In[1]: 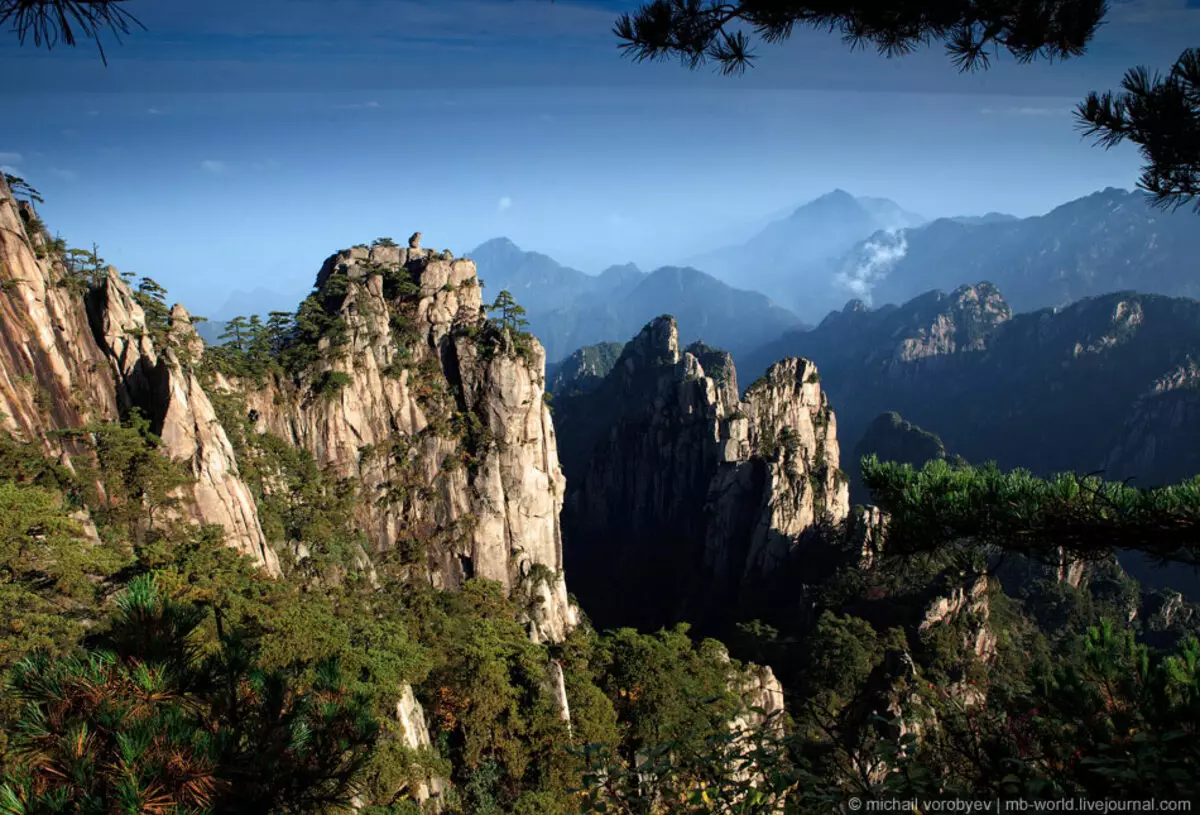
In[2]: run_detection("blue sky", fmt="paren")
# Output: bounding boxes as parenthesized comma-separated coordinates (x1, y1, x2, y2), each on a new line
(1, 0, 1197, 316)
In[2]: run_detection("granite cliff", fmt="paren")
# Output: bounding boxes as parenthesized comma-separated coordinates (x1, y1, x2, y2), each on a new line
(212, 242, 577, 643)
(0, 175, 279, 574)
(556, 315, 849, 629)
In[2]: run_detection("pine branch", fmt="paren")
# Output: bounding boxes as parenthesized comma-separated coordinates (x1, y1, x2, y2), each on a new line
(0, 0, 145, 65)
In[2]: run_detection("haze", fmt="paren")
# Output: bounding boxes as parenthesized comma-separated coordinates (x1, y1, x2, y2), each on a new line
(1, 0, 1196, 317)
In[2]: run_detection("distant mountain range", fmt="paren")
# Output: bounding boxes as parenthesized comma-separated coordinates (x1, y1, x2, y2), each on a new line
(687, 187, 1200, 325)
(684, 189, 926, 321)
(740, 282, 1200, 493)
(857, 188, 1200, 313)
(469, 238, 805, 363)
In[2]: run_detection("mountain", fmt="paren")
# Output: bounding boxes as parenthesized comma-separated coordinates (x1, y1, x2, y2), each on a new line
(840, 188, 1200, 312)
(741, 282, 1200, 492)
(468, 237, 610, 313)
(469, 238, 805, 362)
(554, 316, 849, 629)
(685, 190, 925, 321)
(7, 172, 1200, 805)
(548, 341, 626, 397)
(948, 212, 1019, 226)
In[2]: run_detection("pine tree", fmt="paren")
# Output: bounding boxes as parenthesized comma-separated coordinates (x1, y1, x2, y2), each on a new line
(0, 575, 383, 813)
(2, 174, 43, 205)
(82, 410, 190, 543)
(134, 276, 170, 342)
(1, 0, 145, 64)
(489, 289, 529, 334)
(221, 315, 250, 352)
(1076, 48, 1200, 212)
(266, 310, 295, 356)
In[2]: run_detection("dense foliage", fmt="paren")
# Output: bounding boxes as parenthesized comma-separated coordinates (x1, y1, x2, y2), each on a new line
(861, 455, 1200, 567)
(0, 413, 768, 813)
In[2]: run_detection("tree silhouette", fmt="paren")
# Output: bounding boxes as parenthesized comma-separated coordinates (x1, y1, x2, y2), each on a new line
(3, 174, 43, 204)
(134, 276, 170, 342)
(613, 0, 1104, 76)
(0, 0, 145, 64)
(613, 0, 1199, 213)
(1076, 48, 1200, 212)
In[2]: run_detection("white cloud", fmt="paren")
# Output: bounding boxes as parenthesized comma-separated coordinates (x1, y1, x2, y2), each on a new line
(50, 168, 78, 181)
(335, 100, 382, 110)
(0, 152, 22, 164)
(147, 107, 165, 115)
(833, 230, 909, 304)
(250, 159, 281, 171)
(86, 109, 100, 117)
(497, 196, 513, 212)
(200, 159, 228, 174)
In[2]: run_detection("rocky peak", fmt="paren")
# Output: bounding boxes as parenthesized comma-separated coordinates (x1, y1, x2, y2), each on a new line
(226, 239, 575, 641)
(168, 304, 206, 362)
(616, 314, 679, 375)
(558, 316, 849, 628)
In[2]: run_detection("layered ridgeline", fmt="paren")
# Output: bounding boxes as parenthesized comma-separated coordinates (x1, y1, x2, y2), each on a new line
(554, 315, 851, 629)
(686, 187, 1200, 326)
(469, 237, 804, 363)
(834, 187, 1200, 316)
(0, 177, 794, 812)
(741, 282, 1200, 490)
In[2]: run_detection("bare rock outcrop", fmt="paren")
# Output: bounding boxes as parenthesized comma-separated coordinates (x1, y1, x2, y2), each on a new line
(0, 176, 277, 574)
(0, 175, 116, 448)
(558, 316, 849, 628)
(88, 271, 280, 575)
(395, 684, 446, 804)
(229, 243, 576, 641)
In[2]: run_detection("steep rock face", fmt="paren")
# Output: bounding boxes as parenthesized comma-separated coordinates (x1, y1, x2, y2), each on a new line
(741, 282, 1011, 391)
(558, 316, 848, 629)
(919, 574, 996, 662)
(0, 176, 116, 448)
(87, 272, 280, 575)
(0, 177, 278, 574)
(228, 245, 576, 641)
